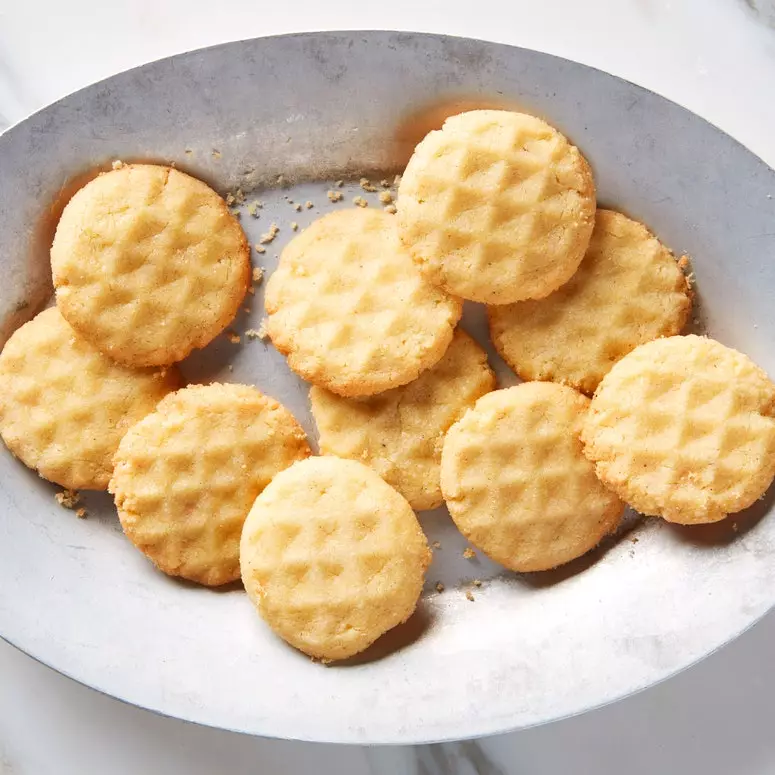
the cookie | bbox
[110,383,310,586]
[51,163,250,367]
[582,335,775,524]
[0,307,178,490]
[489,210,691,394]
[264,209,462,397]
[310,328,495,510]
[441,383,623,572]
[240,456,430,661]
[397,110,596,304]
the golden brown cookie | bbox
[51,164,250,367]
[441,383,623,571]
[240,456,430,661]
[489,209,691,394]
[310,329,495,510]
[397,110,596,304]
[0,307,178,490]
[264,208,462,397]
[110,383,310,586]
[582,335,775,524]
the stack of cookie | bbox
[2,109,774,665]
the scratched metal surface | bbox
[0,32,774,744]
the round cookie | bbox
[0,307,178,490]
[582,335,775,525]
[310,328,495,510]
[264,208,462,397]
[110,383,310,586]
[441,383,624,572]
[240,456,430,661]
[397,110,596,304]
[51,163,250,367]
[489,210,692,394]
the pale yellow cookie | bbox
[51,164,250,367]
[441,383,623,571]
[264,209,462,397]
[310,329,495,510]
[397,110,596,304]
[240,456,430,661]
[582,335,775,525]
[489,210,691,394]
[0,307,178,490]
[110,383,310,586]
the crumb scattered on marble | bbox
[55,489,80,509]
[305,201,314,209]
[212,149,222,159]
[257,321,270,340]
[259,223,280,244]
[380,179,390,188]
[360,177,378,192]
[229,209,241,219]
[75,507,87,519]
[277,174,286,186]
[293,203,302,212]
[247,201,263,218]
[435,582,445,593]
[255,244,266,254]
[327,190,344,203]
[290,221,299,231]
[384,204,397,214]
[378,191,393,204]
[227,331,241,344]
[184,149,193,156]
[252,266,264,284]
[353,196,368,208]
[334,180,344,188]
[465,590,475,602]
[243,307,251,314]
[432,541,441,550]
[631,536,639,544]
[463,547,476,559]
[247,286,255,295]
[472,579,482,587]
[226,189,246,207]
[677,255,690,271]
[111,159,125,170]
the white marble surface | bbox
[1,1,775,773]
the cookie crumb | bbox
[472,579,482,587]
[254,244,266,254]
[259,223,280,244]
[227,331,241,344]
[247,201,263,218]
[75,507,87,519]
[226,189,246,207]
[277,174,285,186]
[293,203,302,212]
[435,581,445,593]
[243,307,251,314]
[247,286,255,295]
[252,266,264,284]
[380,179,390,188]
[291,222,299,231]
[327,190,344,203]
[378,191,393,204]
[212,149,222,159]
[305,201,314,209]
[353,196,368,208]
[55,489,80,509]
[383,204,397,214]
[334,180,344,188]
[465,590,475,602]
[462,547,476,559]
[111,159,125,170]
[184,149,193,156]
[432,541,441,549]
[360,177,378,192]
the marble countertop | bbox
[2,1,775,773]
